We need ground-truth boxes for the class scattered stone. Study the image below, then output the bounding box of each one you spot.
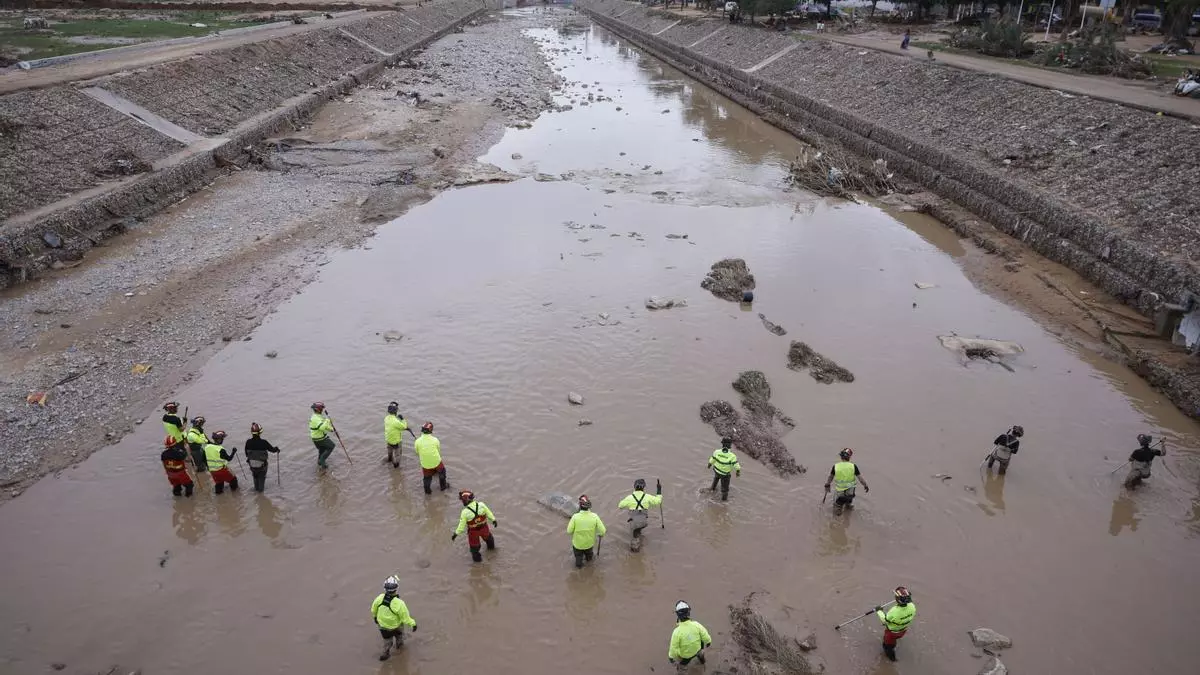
[977,656,1008,675]
[514,121,533,129]
[51,665,65,671]
[701,258,756,302]
[968,628,1013,650]
[1003,261,1023,272]
[42,231,63,248]
[661,109,670,113]
[265,351,278,358]
[599,312,610,320]
[381,330,403,343]
[564,220,585,230]
[568,392,584,405]
[787,341,854,384]
[914,282,936,289]
[432,146,447,159]
[665,233,688,239]
[578,419,593,426]
[511,153,523,160]
[158,550,170,567]
[534,173,559,182]
[797,632,817,651]
[758,313,786,336]
[645,296,686,310]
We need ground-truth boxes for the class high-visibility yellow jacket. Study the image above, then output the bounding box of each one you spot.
[384,414,408,445]
[371,594,417,630]
[162,414,185,443]
[878,603,916,632]
[709,449,741,476]
[455,501,496,535]
[833,461,858,493]
[567,511,606,550]
[618,490,663,511]
[204,443,231,471]
[668,619,712,660]
[413,433,442,470]
[186,427,209,449]
[309,413,333,441]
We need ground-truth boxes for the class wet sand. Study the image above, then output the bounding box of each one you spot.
[1,12,1199,675]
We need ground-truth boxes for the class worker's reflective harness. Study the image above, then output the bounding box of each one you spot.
[466,503,488,529]
[632,492,646,510]
[377,595,401,623]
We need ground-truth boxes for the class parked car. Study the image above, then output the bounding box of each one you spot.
[1131,10,1162,31]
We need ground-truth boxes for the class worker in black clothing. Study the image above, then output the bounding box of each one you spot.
[1125,433,1166,489]
[244,422,280,492]
[986,425,1024,475]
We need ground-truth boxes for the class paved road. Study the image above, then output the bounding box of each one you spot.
[820,32,1200,122]
[0,10,373,95]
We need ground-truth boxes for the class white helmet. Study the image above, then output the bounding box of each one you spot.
[384,575,399,592]
[675,600,691,620]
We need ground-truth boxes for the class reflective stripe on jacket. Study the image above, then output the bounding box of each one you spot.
[709,449,741,476]
[877,603,916,632]
[668,619,712,660]
[833,461,857,492]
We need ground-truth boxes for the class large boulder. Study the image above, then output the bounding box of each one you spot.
[537,492,577,519]
[968,628,1013,650]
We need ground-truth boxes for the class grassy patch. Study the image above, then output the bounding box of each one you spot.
[1141,53,1198,79]
[916,38,1192,79]
[0,12,269,61]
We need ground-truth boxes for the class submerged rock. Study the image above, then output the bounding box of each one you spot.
[567,392,584,405]
[968,628,1013,650]
[978,656,1008,675]
[537,491,578,519]
[645,296,686,310]
[701,258,755,302]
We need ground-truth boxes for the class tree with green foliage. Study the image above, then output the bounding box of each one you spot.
[1164,0,1200,40]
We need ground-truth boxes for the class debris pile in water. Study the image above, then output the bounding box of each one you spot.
[729,592,819,674]
[700,258,755,302]
[787,341,855,384]
[787,145,896,200]
[700,371,802,476]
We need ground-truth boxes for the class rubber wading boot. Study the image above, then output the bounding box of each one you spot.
[394,632,404,649]
[471,549,483,563]
[379,639,392,661]
[883,644,897,661]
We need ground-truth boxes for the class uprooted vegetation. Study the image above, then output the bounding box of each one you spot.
[787,144,897,200]
[1038,24,1153,78]
[700,371,803,476]
[787,341,854,384]
[947,19,1033,58]
[729,592,819,675]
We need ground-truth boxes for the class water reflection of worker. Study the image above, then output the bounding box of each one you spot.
[1108,494,1140,536]
[255,494,283,541]
[171,495,205,544]
[983,471,1006,514]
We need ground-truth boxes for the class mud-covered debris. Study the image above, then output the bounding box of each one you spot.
[534,173,558,182]
[787,145,895,199]
[758,313,786,336]
[701,258,756,302]
[537,491,577,519]
[264,351,278,359]
[645,296,686,310]
[564,220,585,230]
[969,628,1013,650]
[578,419,593,426]
[665,233,688,239]
[939,336,1023,356]
[567,392,584,405]
[978,656,1009,675]
[787,341,854,384]
[729,592,819,674]
[914,282,936,289]
[511,153,523,160]
[701,371,803,476]
[381,330,403,343]
[158,550,170,567]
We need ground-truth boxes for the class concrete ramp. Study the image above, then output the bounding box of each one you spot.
[79,87,208,145]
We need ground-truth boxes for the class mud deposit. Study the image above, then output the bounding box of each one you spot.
[0,9,1199,675]
[701,257,755,301]
[701,371,802,477]
[787,341,855,384]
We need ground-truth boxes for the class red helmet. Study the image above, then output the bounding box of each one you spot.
[578,494,592,510]
[421,422,434,433]
[459,489,474,504]
[311,402,325,412]
[163,401,178,412]
[250,422,262,435]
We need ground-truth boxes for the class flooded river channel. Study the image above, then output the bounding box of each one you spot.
[2,11,1199,675]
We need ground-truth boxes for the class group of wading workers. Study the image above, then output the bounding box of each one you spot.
[159,399,1167,668]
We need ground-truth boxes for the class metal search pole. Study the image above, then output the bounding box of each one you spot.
[834,600,895,631]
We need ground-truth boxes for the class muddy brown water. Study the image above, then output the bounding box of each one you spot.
[3,13,1200,675]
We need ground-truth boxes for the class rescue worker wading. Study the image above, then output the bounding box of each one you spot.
[708,437,741,501]
[618,478,662,552]
[185,416,210,474]
[413,422,448,494]
[876,586,916,661]
[204,431,240,494]
[987,425,1024,475]
[567,495,606,568]
[244,422,279,492]
[668,600,711,671]
[452,490,498,563]
[309,402,336,469]
[162,401,188,452]
[824,448,869,514]
[384,402,415,469]
[160,436,194,497]
[1125,433,1166,489]
[371,575,417,661]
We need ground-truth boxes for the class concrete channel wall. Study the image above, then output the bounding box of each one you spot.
[0,0,489,289]
[579,0,1200,320]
